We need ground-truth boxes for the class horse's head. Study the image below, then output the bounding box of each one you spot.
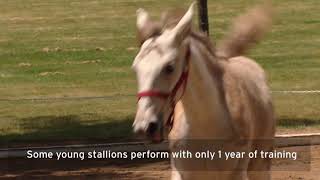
[132,3,195,142]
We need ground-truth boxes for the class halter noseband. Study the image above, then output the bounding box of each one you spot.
[137,48,191,130]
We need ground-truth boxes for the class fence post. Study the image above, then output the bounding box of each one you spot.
[197,0,209,36]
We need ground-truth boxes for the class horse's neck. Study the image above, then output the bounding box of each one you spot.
[181,38,233,139]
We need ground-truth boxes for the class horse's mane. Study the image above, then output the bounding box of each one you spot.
[157,9,223,81]
[160,9,216,56]
[136,9,210,43]
[189,31,216,57]
[159,3,272,59]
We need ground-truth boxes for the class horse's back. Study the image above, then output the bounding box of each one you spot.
[223,56,275,140]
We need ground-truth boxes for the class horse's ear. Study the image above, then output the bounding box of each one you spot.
[171,2,195,44]
[136,8,161,46]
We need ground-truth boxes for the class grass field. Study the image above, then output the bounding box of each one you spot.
[0,0,319,143]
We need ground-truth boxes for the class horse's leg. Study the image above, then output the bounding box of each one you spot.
[236,143,252,180]
[247,158,271,180]
[171,170,182,180]
[215,143,251,180]
[247,142,273,180]
[170,158,183,180]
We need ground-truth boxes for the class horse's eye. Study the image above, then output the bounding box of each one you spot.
[164,64,174,75]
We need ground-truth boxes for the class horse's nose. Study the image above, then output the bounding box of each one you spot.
[146,121,163,143]
[147,122,159,135]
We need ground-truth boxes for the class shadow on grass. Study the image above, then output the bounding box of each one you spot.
[0,156,168,178]
[0,114,135,147]
[277,118,320,128]
[0,115,168,177]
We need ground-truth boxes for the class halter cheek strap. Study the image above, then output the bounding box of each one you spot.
[137,48,191,130]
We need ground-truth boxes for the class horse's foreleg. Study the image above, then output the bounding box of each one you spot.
[171,170,182,180]
[247,157,272,180]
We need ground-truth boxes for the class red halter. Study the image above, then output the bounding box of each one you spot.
[137,48,190,130]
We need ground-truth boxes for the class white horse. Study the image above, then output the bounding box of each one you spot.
[132,3,275,180]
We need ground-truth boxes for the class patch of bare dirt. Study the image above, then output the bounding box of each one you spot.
[18,63,32,67]
[38,72,65,76]
[64,60,101,65]
[276,128,320,135]
[41,47,62,53]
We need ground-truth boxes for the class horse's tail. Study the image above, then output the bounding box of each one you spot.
[216,3,273,59]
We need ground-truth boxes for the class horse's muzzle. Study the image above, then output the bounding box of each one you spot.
[133,112,164,143]
[146,121,163,143]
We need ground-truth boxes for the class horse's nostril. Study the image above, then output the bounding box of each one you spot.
[147,122,158,135]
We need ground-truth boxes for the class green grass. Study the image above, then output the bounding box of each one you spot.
[0,0,319,143]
